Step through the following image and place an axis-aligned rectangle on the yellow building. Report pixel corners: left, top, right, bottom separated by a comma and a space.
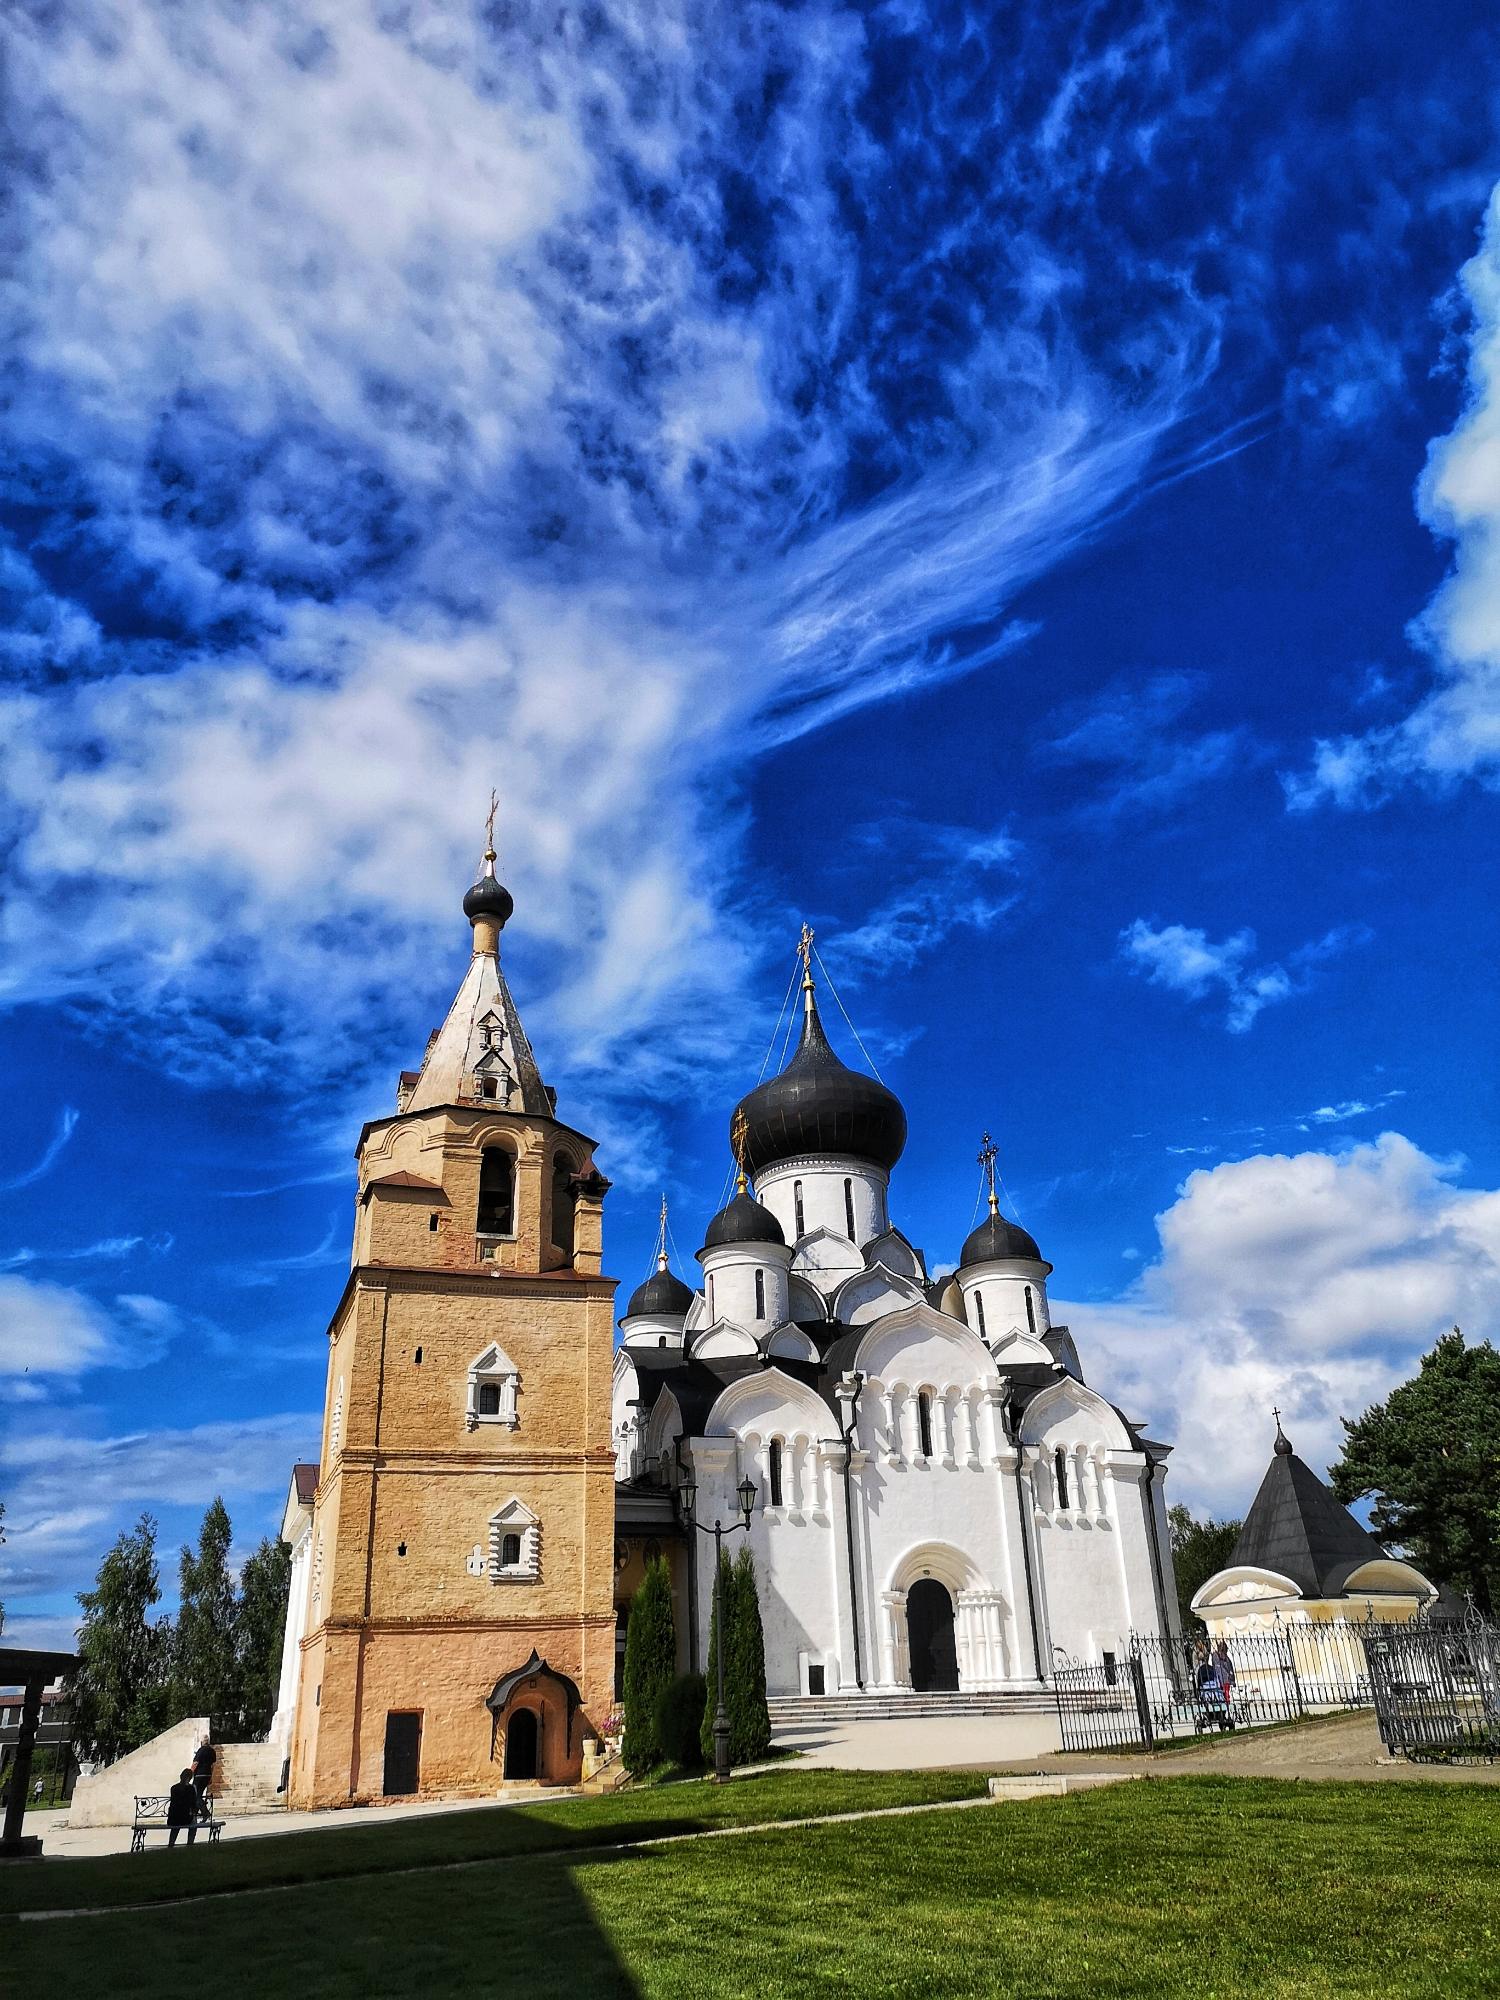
285, 844, 618, 1806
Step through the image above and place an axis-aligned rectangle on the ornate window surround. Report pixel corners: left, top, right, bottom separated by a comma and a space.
466, 1343, 521, 1431
489, 1498, 540, 1583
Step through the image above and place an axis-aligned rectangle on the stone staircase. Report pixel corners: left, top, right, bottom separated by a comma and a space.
211, 1741, 288, 1816
769, 1689, 1057, 1726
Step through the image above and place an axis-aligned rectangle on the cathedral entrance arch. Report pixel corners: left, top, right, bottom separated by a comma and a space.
503, 1707, 539, 1780
907, 1579, 958, 1692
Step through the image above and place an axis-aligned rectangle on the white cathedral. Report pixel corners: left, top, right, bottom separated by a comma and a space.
613, 938, 1181, 1700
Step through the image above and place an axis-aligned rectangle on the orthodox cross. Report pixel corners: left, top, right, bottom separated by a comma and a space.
730, 1106, 750, 1193
977, 1130, 999, 1213
798, 921, 815, 989
484, 789, 499, 855
655, 1193, 670, 1267
1271, 1404, 1282, 1427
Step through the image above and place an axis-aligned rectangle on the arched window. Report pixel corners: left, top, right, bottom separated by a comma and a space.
1025, 1285, 1036, 1333
478, 1382, 502, 1417
768, 1438, 784, 1508
917, 1391, 934, 1460
477, 1148, 515, 1237
754, 1268, 766, 1320
707, 1273, 716, 1319
843, 1177, 856, 1239
500, 1533, 522, 1568
1054, 1447, 1070, 1510
551, 1153, 576, 1262
974, 1290, 987, 1339
793, 1179, 805, 1236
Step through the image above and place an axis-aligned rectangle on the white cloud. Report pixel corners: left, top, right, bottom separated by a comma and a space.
0, 1276, 181, 1380
1119, 918, 1367, 1032
0, 1107, 80, 1192
1289, 179, 1500, 807
1063, 1132, 1500, 1511
1043, 672, 1251, 817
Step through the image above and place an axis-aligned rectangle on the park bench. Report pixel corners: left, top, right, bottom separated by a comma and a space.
130, 1794, 225, 1854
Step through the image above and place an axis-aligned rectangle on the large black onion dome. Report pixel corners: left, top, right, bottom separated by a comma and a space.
625, 1260, 695, 1320
463, 850, 515, 928
732, 992, 906, 1176
960, 1208, 1045, 1269
701, 1189, 786, 1252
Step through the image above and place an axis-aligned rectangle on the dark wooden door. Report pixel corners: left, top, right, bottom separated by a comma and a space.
383, 1711, 421, 1795
907, 1580, 959, 1692
504, 1707, 539, 1780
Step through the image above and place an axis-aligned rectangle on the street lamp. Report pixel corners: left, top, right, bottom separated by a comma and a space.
676, 1467, 758, 1781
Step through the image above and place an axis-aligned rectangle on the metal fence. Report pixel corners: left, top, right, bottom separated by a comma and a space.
1055, 1614, 1500, 1760
1365, 1620, 1500, 1764
1055, 1622, 1385, 1754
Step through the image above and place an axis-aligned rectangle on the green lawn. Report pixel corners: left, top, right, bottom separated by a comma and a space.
4, 1775, 1497, 1997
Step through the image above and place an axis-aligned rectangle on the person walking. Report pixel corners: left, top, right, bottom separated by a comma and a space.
191, 1736, 217, 1821
166, 1769, 199, 1848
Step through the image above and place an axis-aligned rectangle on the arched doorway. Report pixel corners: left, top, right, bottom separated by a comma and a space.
504, 1707, 539, 1780
907, 1579, 959, 1692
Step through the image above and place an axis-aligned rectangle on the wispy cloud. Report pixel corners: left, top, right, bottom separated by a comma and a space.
1042, 672, 1254, 818
0, 1108, 80, 1192
1119, 918, 1371, 1032
0, 1233, 171, 1273
0, 1276, 177, 1379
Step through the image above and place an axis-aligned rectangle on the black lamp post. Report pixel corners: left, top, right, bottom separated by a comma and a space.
676, 1470, 757, 1781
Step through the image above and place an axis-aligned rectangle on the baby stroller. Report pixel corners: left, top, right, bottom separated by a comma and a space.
1193, 1662, 1234, 1731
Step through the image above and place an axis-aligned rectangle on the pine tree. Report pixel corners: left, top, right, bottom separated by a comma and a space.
1168, 1505, 1243, 1633
727, 1545, 771, 1764
621, 1555, 675, 1773
236, 1536, 292, 1737
699, 1549, 733, 1764
69, 1514, 170, 1764
172, 1497, 239, 1728
1332, 1327, 1500, 1613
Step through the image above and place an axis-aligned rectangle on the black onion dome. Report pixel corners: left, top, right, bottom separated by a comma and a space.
625, 1262, 695, 1319
732, 994, 906, 1176
701, 1189, 786, 1252
463, 854, 515, 928
960, 1209, 1045, 1269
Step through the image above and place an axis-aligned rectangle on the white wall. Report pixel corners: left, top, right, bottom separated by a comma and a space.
958, 1260, 1051, 1347
700, 1241, 791, 1332
756, 1156, 888, 1247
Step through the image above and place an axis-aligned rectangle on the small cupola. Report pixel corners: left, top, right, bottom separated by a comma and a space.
956, 1133, 1052, 1348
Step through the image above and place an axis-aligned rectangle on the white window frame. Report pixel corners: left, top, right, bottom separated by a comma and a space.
489, 1498, 540, 1583
466, 1343, 521, 1432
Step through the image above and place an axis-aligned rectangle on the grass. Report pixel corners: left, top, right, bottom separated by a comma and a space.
5, 1775, 1498, 1996
0, 1767, 985, 1916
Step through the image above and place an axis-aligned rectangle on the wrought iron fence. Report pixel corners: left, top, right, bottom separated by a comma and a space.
1055, 1620, 1393, 1754
1365, 1619, 1500, 1764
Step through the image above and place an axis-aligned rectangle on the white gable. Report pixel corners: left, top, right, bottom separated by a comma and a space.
706, 1367, 836, 1443
692, 1323, 760, 1360
832, 1265, 927, 1326
791, 1226, 864, 1285
863, 1227, 923, 1281
853, 1302, 998, 1389
1017, 1377, 1132, 1452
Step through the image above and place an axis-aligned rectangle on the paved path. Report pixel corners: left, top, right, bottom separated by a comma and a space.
770, 1710, 1062, 1769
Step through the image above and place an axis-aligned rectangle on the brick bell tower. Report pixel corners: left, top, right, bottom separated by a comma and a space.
287, 831, 617, 1806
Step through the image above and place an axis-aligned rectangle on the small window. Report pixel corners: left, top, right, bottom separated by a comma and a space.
1054, 1448, 1070, 1510
428, 1212, 439, 1233
414, 1346, 423, 1365
754, 1268, 766, 1320
477, 1148, 515, 1236
707, 1273, 716, 1319
793, 1179, 805, 1236
917, 1392, 934, 1460
1102, 1651, 1118, 1686
1025, 1285, 1036, 1333
769, 1439, 784, 1508
500, 1533, 522, 1568
974, 1290, 987, 1339
479, 1076, 498, 1099
843, 1177, 855, 1239
478, 1382, 502, 1417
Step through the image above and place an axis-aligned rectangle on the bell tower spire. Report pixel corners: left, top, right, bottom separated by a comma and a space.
462, 791, 515, 956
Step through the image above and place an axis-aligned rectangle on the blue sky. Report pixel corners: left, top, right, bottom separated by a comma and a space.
6, 0, 1500, 1649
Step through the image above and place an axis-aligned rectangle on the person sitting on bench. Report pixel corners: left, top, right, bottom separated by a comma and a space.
167, 1769, 199, 1847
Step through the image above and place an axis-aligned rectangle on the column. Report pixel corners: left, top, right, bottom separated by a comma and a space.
0, 1680, 43, 1855
933, 1393, 954, 1466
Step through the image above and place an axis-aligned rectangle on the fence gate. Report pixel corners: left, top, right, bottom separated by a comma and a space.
1365, 1620, 1500, 1764
1054, 1654, 1154, 1754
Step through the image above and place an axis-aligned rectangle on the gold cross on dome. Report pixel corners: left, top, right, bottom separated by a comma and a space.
798, 921, 815, 971
977, 1131, 999, 1212
730, 1107, 750, 1192
484, 789, 499, 852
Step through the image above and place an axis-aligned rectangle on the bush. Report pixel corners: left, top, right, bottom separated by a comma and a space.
728, 1546, 772, 1764
654, 1672, 706, 1769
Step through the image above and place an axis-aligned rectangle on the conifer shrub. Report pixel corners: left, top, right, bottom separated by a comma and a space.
699, 1551, 733, 1764
654, 1672, 706, 1769
728, 1545, 772, 1764
621, 1556, 676, 1774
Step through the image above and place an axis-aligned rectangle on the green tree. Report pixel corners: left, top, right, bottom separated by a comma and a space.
699, 1549, 733, 1765
621, 1555, 676, 1773
69, 1514, 171, 1764
1331, 1327, 1500, 1614
171, 1497, 239, 1725
236, 1536, 292, 1737
727, 1545, 771, 1764
1168, 1504, 1243, 1634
